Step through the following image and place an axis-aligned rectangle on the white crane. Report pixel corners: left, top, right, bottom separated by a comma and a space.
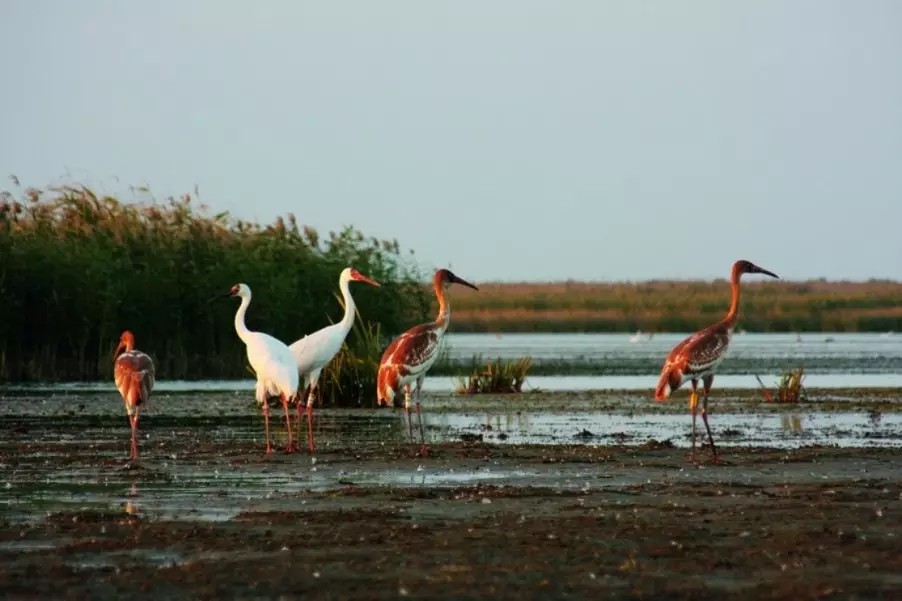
221, 283, 300, 454
284, 267, 381, 453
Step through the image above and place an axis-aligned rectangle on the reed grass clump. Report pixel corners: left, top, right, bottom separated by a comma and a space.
453, 356, 533, 394
0, 181, 430, 383
776, 368, 806, 403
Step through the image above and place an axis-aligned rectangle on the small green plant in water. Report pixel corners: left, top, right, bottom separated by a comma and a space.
453, 355, 533, 395
776, 367, 806, 403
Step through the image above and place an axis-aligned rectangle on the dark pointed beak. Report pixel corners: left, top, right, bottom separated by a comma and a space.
757, 267, 780, 279
208, 290, 232, 303
452, 275, 479, 291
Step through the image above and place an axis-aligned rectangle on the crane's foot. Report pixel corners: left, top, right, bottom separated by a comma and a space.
418, 444, 429, 457
308, 441, 316, 454
265, 443, 273, 455
283, 442, 298, 454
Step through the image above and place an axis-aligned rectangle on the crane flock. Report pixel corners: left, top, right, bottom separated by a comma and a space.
112, 259, 778, 465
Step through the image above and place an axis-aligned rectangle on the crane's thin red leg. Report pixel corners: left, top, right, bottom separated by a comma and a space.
262, 401, 273, 455
415, 402, 428, 457
129, 414, 139, 461
296, 385, 311, 443
404, 385, 414, 441
306, 398, 316, 454
702, 375, 720, 464
688, 379, 699, 464
281, 394, 297, 453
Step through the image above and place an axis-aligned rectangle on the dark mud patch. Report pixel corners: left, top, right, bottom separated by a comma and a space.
2, 472, 902, 600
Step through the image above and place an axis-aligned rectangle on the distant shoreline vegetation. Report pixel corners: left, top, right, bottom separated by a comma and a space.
446, 280, 902, 334
2, 181, 901, 385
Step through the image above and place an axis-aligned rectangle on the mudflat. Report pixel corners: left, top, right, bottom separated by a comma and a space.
1, 390, 901, 599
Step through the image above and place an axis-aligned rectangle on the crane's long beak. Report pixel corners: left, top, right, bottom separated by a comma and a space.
112, 341, 125, 361
757, 267, 780, 279
208, 290, 232, 303
452, 275, 479, 291
354, 273, 381, 287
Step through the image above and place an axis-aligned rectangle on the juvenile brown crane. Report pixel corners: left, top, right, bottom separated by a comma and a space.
655, 259, 779, 463
113, 330, 156, 461
376, 268, 478, 456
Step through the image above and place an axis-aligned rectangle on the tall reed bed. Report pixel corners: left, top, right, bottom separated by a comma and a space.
446, 280, 902, 333
0, 182, 430, 383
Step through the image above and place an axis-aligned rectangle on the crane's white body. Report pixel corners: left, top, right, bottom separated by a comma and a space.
283, 268, 373, 405
231, 285, 299, 406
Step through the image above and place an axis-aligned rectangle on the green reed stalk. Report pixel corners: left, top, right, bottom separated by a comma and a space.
0, 182, 430, 384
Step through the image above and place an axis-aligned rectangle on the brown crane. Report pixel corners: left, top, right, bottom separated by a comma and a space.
376, 268, 479, 456
113, 330, 156, 461
654, 259, 779, 463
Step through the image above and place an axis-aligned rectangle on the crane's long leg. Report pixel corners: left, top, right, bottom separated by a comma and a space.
414, 377, 427, 457
404, 384, 414, 441
305, 385, 316, 454
281, 394, 297, 453
128, 412, 139, 461
296, 384, 311, 442
701, 375, 720, 464
688, 379, 699, 463
262, 400, 273, 455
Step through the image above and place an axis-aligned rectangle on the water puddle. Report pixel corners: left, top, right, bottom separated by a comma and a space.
430, 411, 902, 449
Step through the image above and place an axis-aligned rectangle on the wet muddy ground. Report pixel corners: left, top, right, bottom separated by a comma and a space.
2, 389, 902, 599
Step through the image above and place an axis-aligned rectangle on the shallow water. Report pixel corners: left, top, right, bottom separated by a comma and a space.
5, 372, 902, 395
2, 389, 901, 523
444, 332, 902, 362
443, 332, 902, 375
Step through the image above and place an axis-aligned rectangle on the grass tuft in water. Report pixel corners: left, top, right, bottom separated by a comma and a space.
776, 367, 806, 403
453, 356, 533, 395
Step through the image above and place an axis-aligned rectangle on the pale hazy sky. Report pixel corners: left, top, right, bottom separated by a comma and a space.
2, 1, 900, 282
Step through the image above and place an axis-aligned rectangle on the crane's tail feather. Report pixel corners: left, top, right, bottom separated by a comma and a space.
655, 365, 680, 401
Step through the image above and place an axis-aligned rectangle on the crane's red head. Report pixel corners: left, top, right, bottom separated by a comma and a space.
345, 267, 381, 287
114, 330, 135, 359
434, 268, 479, 291
227, 283, 251, 298
734, 260, 779, 280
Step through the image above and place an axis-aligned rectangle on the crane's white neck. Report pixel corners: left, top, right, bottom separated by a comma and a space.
337, 275, 357, 336
234, 293, 253, 343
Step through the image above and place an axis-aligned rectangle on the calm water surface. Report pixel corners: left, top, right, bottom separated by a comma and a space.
443, 331, 901, 363
1, 333, 899, 393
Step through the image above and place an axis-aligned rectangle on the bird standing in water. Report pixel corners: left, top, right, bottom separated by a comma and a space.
654, 259, 779, 463
113, 330, 155, 461
220, 283, 300, 454
376, 268, 478, 456
284, 267, 381, 453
